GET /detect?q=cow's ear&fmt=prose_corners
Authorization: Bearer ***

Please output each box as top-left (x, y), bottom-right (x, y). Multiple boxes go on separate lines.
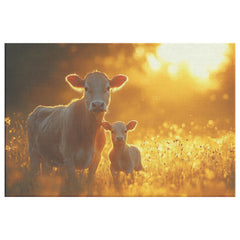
top-left (110, 74), bottom-right (128, 89)
top-left (66, 74), bottom-right (85, 90)
top-left (127, 120), bottom-right (138, 131)
top-left (102, 122), bottom-right (112, 131)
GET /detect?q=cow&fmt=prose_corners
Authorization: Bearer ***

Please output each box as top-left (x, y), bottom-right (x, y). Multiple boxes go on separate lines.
top-left (102, 120), bottom-right (143, 180)
top-left (27, 71), bottom-right (128, 178)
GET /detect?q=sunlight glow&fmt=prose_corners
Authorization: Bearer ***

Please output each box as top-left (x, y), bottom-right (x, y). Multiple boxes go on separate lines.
top-left (157, 44), bottom-right (229, 79)
top-left (147, 54), bottom-right (161, 71)
top-left (135, 46), bottom-right (145, 58)
top-left (222, 93), bottom-right (229, 100)
top-left (168, 64), bottom-right (178, 75)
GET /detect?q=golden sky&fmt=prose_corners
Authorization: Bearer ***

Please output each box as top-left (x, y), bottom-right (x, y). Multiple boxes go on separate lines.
top-left (5, 43), bottom-right (235, 134)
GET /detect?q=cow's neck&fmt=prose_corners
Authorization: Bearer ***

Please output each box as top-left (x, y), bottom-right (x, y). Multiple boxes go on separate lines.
top-left (80, 99), bottom-right (104, 142)
top-left (112, 144), bottom-right (126, 153)
top-left (84, 105), bottom-right (104, 128)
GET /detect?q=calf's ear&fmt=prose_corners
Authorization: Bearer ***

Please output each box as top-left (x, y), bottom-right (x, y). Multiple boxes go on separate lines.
top-left (66, 74), bottom-right (85, 90)
top-left (102, 122), bottom-right (112, 131)
top-left (110, 74), bottom-right (128, 89)
top-left (127, 120), bottom-right (138, 131)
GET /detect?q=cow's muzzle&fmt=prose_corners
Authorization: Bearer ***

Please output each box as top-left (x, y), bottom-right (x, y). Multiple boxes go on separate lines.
top-left (116, 136), bottom-right (124, 142)
top-left (90, 101), bottom-right (106, 112)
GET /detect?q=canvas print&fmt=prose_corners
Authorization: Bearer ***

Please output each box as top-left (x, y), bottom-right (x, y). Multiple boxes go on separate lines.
top-left (5, 43), bottom-right (235, 196)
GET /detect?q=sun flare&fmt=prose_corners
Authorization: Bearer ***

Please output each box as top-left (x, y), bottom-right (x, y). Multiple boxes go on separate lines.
top-left (168, 64), bottom-right (178, 75)
top-left (157, 43), bottom-right (229, 79)
top-left (147, 54), bottom-right (161, 71)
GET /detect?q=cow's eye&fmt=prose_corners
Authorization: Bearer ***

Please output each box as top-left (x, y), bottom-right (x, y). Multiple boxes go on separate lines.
top-left (107, 86), bottom-right (110, 91)
top-left (85, 87), bottom-right (88, 92)
top-left (124, 130), bottom-right (127, 133)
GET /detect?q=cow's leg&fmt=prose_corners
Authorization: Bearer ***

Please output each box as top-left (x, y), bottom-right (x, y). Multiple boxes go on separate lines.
top-left (88, 128), bottom-right (106, 178)
top-left (125, 162), bottom-right (134, 184)
top-left (111, 166), bottom-right (118, 178)
top-left (29, 148), bottom-right (41, 175)
top-left (126, 172), bottom-right (134, 184)
top-left (126, 158), bottom-right (134, 175)
top-left (111, 167), bottom-right (121, 190)
top-left (42, 160), bottom-right (51, 175)
top-left (88, 152), bottom-right (101, 176)
top-left (64, 157), bottom-right (76, 181)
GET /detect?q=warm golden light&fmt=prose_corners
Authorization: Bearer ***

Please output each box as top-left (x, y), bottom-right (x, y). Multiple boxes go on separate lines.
top-left (189, 62), bottom-right (209, 79)
top-left (147, 54), bottom-right (161, 71)
top-left (157, 43), bottom-right (229, 79)
top-left (168, 64), bottom-right (178, 75)
top-left (223, 93), bottom-right (229, 100)
top-left (5, 43), bottom-right (235, 197)
top-left (135, 46), bottom-right (145, 58)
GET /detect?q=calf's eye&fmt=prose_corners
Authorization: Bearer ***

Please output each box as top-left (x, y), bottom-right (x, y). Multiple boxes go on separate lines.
top-left (85, 87), bottom-right (88, 91)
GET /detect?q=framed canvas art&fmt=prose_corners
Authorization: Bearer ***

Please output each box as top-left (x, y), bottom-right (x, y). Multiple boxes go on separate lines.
top-left (5, 43), bottom-right (235, 197)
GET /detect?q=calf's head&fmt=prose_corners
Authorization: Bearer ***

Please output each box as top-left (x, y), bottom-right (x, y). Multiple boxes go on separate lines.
top-left (66, 71), bottom-right (127, 113)
top-left (102, 121), bottom-right (138, 146)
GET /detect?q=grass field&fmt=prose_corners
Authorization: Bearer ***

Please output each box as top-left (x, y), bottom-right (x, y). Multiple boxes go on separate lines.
top-left (5, 113), bottom-right (235, 197)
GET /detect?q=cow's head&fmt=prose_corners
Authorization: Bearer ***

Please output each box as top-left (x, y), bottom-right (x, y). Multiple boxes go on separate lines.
top-left (102, 121), bottom-right (138, 146)
top-left (66, 71), bottom-right (127, 113)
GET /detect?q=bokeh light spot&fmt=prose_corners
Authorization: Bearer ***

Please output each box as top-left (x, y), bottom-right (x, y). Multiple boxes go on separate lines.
top-left (147, 54), bottom-right (161, 71)
top-left (222, 93), bottom-right (229, 100)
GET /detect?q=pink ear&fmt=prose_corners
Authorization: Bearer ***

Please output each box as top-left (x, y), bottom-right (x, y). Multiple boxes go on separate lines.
top-left (127, 120), bottom-right (138, 131)
top-left (102, 122), bottom-right (112, 131)
top-left (110, 74), bottom-right (128, 88)
top-left (66, 74), bottom-right (85, 89)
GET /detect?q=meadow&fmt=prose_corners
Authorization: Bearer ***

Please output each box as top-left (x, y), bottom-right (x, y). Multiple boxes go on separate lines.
top-left (5, 113), bottom-right (235, 197)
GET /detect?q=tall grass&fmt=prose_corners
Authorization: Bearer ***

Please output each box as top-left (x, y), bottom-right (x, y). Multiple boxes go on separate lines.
top-left (5, 114), bottom-right (235, 196)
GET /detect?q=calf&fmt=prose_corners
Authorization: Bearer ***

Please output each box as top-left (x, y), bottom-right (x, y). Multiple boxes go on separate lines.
top-left (102, 121), bottom-right (143, 177)
top-left (28, 71), bottom-right (128, 177)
